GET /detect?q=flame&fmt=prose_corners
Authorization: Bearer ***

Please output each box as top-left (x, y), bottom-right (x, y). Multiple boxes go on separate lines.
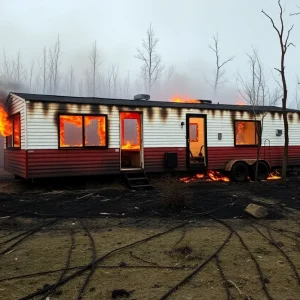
top-left (84, 116), bottom-right (106, 146)
top-left (13, 114), bottom-right (20, 147)
top-left (180, 171), bottom-right (230, 183)
top-left (171, 96), bottom-right (200, 103)
top-left (120, 112), bottom-right (141, 150)
top-left (236, 99), bottom-right (245, 105)
top-left (267, 171), bottom-right (281, 180)
top-left (60, 115), bottom-right (83, 147)
top-left (0, 106), bottom-right (12, 137)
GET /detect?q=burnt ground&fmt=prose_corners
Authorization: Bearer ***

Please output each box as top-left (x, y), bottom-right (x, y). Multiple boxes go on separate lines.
top-left (1, 175), bottom-right (300, 299)
top-left (0, 173), bottom-right (300, 220)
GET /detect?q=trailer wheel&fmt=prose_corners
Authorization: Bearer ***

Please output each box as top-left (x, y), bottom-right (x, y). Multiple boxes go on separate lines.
top-left (250, 161), bottom-right (270, 181)
top-left (230, 161), bottom-right (249, 182)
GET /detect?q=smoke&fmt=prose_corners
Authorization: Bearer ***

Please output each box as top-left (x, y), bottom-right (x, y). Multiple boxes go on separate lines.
top-left (0, 76), bottom-right (26, 106)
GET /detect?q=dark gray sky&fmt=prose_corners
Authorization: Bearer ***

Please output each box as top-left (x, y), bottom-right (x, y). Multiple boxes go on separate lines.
top-left (1, 0), bottom-right (300, 105)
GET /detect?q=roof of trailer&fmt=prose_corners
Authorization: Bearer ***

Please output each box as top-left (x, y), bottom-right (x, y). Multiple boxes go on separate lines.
top-left (10, 92), bottom-right (299, 113)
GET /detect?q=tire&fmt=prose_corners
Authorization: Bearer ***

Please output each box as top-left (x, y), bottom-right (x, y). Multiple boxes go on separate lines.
top-left (230, 162), bottom-right (249, 182)
top-left (250, 161), bottom-right (270, 181)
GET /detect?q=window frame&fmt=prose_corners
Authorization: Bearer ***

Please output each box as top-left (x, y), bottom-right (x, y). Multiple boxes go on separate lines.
top-left (234, 120), bottom-right (261, 147)
top-left (6, 112), bottom-right (21, 150)
top-left (58, 113), bottom-right (108, 149)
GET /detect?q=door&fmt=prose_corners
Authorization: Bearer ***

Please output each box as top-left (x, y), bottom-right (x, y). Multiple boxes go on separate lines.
top-left (120, 112), bottom-right (143, 169)
top-left (186, 114), bottom-right (207, 169)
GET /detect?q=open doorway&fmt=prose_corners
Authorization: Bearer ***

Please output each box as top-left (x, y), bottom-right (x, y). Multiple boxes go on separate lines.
top-left (120, 112), bottom-right (143, 169)
top-left (186, 114), bottom-right (207, 169)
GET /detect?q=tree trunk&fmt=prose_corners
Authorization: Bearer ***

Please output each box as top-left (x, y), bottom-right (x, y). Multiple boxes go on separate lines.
top-left (281, 110), bottom-right (289, 183)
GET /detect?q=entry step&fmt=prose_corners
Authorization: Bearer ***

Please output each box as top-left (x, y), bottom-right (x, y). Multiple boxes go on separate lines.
top-left (121, 170), bottom-right (152, 189)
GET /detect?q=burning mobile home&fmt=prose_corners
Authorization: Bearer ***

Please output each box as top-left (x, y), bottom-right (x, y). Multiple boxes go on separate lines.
top-left (2, 92), bottom-right (300, 184)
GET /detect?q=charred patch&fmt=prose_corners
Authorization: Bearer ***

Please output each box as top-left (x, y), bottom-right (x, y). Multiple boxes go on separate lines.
top-left (41, 102), bottom-right (49, 115)
top-left (27, 102), bottom-right (34, 113)
top-left (239, 110), bottom-right (245, 117)
top-left (159, 107), bottom-right (168, 121)
top-left (298, 112), bottom-right (300, 122)
top-left (220, 110), bottom-right (224, 117)
top-left (108, 105), bottom-right (113, 113)
top-left (176, 108), bottom-right (182, 117)
top-left (270, 111), bottom-right (275, 120)
top-left (230, 111), bottom-right (237, 129)
top-left (147, 107), bottom-right (154, 120)
top-left (288, 113), bottom-right (294, 122)
top-left (211, 110), bottom-right (216, 117)
top-left (54, 103), bottom-right (67, 125)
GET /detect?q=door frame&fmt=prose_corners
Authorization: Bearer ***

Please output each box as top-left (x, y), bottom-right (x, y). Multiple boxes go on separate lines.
top-left (186, 114), bottom-right (208, 170)
top-left (119, 111), bottom-right (144, 170)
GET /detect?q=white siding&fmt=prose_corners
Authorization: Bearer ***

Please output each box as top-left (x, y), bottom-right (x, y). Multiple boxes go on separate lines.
top-left (5, 94), bottom-right (26, 149)
top-left (24, 99), bottom-right (300, 150)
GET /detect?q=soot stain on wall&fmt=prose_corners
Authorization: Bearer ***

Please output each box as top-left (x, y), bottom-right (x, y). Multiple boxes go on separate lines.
top-left (147, 107), bottom-right (154, 120)
top-left (176, 108), bottom-right (182, 117)
top-left (160, 107), bottom-right (168, 121)
top-left (288, 113), bottom-right (294, 122)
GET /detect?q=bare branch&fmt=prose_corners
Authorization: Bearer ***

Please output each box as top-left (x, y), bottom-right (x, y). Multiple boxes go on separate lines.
top-left (135, 23), bottom-right (165, 93)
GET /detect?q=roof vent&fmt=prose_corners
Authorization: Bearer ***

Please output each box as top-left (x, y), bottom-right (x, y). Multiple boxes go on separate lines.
top-left (134, 94), bottom-right (150, 101)
top-left (198, 100), bottom-right (212, 104)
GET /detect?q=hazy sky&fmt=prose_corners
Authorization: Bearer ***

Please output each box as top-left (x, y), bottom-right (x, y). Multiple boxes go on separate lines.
top-left (1, 0), bottom-right (300, 105)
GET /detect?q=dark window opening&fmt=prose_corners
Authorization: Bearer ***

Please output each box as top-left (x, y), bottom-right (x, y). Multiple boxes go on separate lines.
top-left (59, 115), bottom-right (107, 148)
top-left (234, 120), bottom-right (260, 146)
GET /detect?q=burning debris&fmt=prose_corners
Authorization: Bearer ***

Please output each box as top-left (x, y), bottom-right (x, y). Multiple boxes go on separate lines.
top-left (171, 96), bottom-right (201, 103)
top-left (180, 170), bottom-right (281, 183)
top-left (180, 171), bottom-right (230, 183)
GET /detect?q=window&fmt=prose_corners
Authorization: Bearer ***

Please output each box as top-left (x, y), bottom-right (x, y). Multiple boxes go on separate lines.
top-left (234, 120), bottom-right (260, 146)
top-left (120, 112), bottom-right (141, 150)
top-left (189, 123), bottom-right (198, 142)
top-left (59, 115), bottom-right (107, 148)
top-left (6, 113), bottom-right (21, 148)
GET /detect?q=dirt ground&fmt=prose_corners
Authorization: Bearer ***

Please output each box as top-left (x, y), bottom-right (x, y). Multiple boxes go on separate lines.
top-left (0, 174), bottom-right (300, 299)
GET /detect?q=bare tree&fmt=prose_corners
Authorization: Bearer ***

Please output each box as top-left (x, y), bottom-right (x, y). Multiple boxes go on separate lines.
top-left (48, 36), bottom-right (62, 94)
top-left (39, 47), bottom-right (48, 94)
top-left (77, 78), bottom-right (84, 97)
top-left (262, 0), bottom-right (295, 184)
top-left (13, 51), bottom-right (27, 83)
top-left (205, 34), bottom-right (235, 97)
top-left (165, 65), bottom-right (175, 83)
top-left (2, 48), bottom-right (14, 79)
top-left (238, 49), bottom-right (281, 187)
top-left (66, 65), bottom-right (75, 96)
top-left (88, 41), bottom-right (101, 97)
top-left (28, 60), bottom-right (35, 92)
top-left (136, 23), bottom-right (165, 93)
top-left (123, 71), bottom-right (131, 99)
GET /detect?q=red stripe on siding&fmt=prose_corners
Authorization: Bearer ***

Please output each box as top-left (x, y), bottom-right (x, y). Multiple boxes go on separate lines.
top-left (207, 146), bottom-right (300, 169)
top-left (144, 147), bottom-right (186, 172)
top-left (27, 149), bottom-right (120, 178)
top-left (4, 150), bottom-right (27, 178)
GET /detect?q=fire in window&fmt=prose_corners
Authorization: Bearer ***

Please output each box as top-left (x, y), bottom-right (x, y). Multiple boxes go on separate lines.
top-left (59, 115), bottom-right (107, 148)
top-left (120, 112), bottom-right (141, 150)
top-left (6, 113), bottom-right (20, 148)
top-left (235, 120), bottom-right (260, 146)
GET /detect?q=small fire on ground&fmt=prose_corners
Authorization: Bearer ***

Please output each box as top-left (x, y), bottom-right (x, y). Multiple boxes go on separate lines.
top-left (181, 170), bottom-right (281, 183)
top-left (180, 170), bottom-right (230, 183)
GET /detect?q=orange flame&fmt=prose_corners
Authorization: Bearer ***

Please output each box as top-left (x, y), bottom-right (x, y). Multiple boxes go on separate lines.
top-left (0, 106), bottom-right (12, 137)
top-left (13, 114), bottom-right (20, 147)
top-left (84, 116), bottom-right (106, 146)
top-left (120, 112), bottom-right (141, 150)
top-left (180, 171), bottom-right (230, 183)
top-left (60, 115), bottom-right (107, 147)
top-left (236, 99), bottom-right (245, 105)
top-left (267, 171), bottom-right (281, 180)
top-left (171, 96), bottom-right (200, 103)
